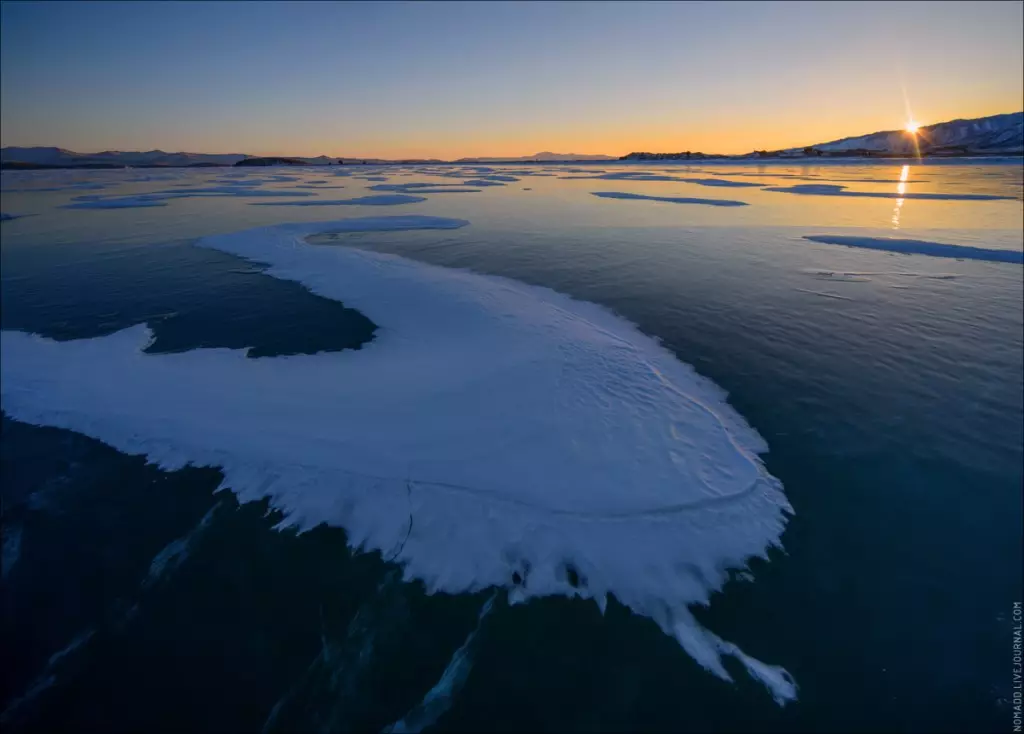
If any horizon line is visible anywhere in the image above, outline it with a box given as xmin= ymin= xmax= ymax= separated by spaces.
xmin=3 ymin=110 xmax=1022 ymax=162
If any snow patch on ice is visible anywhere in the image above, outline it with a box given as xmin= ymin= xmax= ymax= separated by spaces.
xmin=765 ymin=184 xmax=1014 ymax=201
xmin=64 ymin=188 xmax=318 ymax=208
xmin=249 ymin=195 xmax=427 ymax=207
xmin=0 ymin=215 xmax=795 ymax=704
xmin=682 ymin=178 xmax=766 ymax=188
xmin=795 ymin=288 xmax=854 ymax=301
xmin=370 ymin=183 xmax=483 ymax=194
xmin=2 ymin=182 xmax=110 ymax=193
xmin=64 ymin=196 xmax=169 ymax=209
xmin=803 ymin=235 xmax=1023 ymax=264
xmin=592 ymin=191 xmax=748 ymax=207
xmin=564 ymin=172 xmax=765 ymax=187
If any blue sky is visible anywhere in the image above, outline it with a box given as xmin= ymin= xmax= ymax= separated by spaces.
xmin=1 ymin=1 xmax=1021 ymax=157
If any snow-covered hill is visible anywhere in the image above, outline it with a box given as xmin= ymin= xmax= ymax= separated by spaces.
xmin=796 ymin=112 xmax=1023 ymax=156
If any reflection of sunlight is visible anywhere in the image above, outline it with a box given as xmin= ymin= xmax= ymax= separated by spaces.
xmin=891 ymin=164 xmax=909 ymax=229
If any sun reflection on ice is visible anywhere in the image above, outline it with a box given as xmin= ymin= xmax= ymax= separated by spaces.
xmin=891 ymin=164 xmax=910 ymax=229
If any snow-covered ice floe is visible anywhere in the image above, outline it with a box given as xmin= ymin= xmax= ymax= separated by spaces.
xmin=563 ymin=172 xmax=765 ymax=187
xmin=764 ymin=184 xmax=1014 ymax=201
xmin=249 ymin=194 xmax=427 ymax=207
xmin=370 ymin=183 xmax=483 ymax=194
xmin=63 ymin=196 xmax=170 ymax=209
xmin=803 ymin=235 xmax=1023 ymax=264
xmin=591 ymin=191 xmax=748 ymax=207
xmin=63 ymin=188 xmax=318 ymax=209
xmin=1 ymin=182 xmax=110 ymax=193
xmin=0 ymin=214 xmax=796 ymax=705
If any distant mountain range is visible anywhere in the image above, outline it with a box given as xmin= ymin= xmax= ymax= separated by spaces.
xmin=456 ymin=152 xmax=617 ymax=163
xmin=0 ymin=148 xmax=420 ymax=169
xmin=3 ymin=113 xmax=1020 ymax=169
xmin=0 ymin=147 xmax=248 ymax=168
xmin=622 ymin=112 xmax=1023 ymax=160
xmin=0 ymin=147 xmax=621 ymax=169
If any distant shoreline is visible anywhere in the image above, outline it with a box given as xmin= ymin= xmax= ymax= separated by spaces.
xmin=3 ymin=153 xmax=1022 ymax=171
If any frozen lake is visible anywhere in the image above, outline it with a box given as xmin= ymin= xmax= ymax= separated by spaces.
xmin=1 ymin=159 xmax=1021 ymax=732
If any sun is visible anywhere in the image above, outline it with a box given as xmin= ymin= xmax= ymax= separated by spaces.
xmin=905 ymin=120 xmax=920 ymax=134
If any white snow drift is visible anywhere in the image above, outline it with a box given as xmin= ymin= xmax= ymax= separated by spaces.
xmin=0 ymin=215 xmax=796 ymax=704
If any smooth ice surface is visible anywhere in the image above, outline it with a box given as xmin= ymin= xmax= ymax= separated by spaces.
xmin=803 ymin=235 xmax=1024 ymax=264
xmin=592 ymin=191 xmax=748 ymax=207
xmin=764 ymin=184 xmax=1014 ymax=201
xmin=1 ymin=523 xmax=21 ymax=579
xmin=249 ymin=195 xmax=427 ymax=207
xmin=795 ymin=288 xmax=854 ymax=301
xmin=1 ymin=216 xmax=795 ymax=704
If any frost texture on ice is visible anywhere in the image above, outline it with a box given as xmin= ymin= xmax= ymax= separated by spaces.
xmin=0 ymin=215 xmax=795 ymax=704
xmin=803 ymin=235 xmax=1023 ymax=263
xmin=383 ymin=594 xmax=497 ymax=733
xmin=591 ymin=191 xmax=748 ymax=207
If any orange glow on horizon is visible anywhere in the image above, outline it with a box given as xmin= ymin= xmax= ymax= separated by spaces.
xmin=67 ymin=104 xmax=1016 ymax=162
xmin=284 ymin=103 xmax=1009 ymax=160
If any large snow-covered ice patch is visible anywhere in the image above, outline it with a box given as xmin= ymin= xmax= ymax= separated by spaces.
xmin=0 ymin=215 xmax=795 ymax=704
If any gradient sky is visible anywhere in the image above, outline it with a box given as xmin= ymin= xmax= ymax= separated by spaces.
xmin=1 ymin=0 xmax=1021 ymax=158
